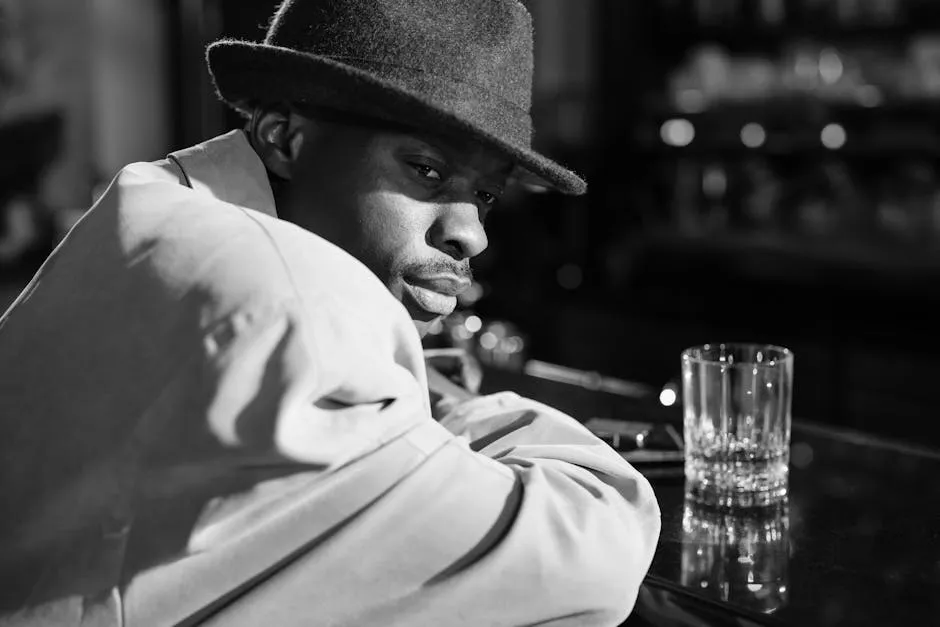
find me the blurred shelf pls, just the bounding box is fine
[644,98,940,117]
[631,140,940,157]
[650,23,940,54]
[629,99,940,156]
[630,140,940,157]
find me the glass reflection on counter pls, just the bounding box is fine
[681,492,790,614]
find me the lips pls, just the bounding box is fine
[401,274,471,319]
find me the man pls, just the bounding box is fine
[0,1,660,625]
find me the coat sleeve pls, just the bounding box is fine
[429,391,663,623]
[123,301,660,627]
[113,195,660,625]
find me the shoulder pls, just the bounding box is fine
[87,160,294,308]
[88,157,413,345]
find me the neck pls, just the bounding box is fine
[247,138,292,221]
[269,171,292,220]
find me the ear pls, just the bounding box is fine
[248,105,308,180]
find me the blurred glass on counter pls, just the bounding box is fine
[681,495,791,614]
[422,280,528,373]
[475,319,527,371]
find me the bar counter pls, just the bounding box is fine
[481,365,940,626]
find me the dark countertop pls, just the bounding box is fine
[481,366,940,626]
[651,422,940,626]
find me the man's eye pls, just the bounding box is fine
[477,190,499,206]
[412,164,442,180]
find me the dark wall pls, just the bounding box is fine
[474,2,940,446]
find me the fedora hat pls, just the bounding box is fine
[206,0,586,195]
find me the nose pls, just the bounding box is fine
[428,202,488,260]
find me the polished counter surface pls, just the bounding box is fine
[481,366,940,626]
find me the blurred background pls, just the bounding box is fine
[3,0,940,445]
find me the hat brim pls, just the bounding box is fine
[206,40,586,195]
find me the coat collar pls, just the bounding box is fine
[168,130,278,218]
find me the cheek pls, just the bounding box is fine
[356,191,432,271]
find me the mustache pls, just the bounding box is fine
[403,258,473,282]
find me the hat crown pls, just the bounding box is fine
[264,0,534,112]
[205,0,587,193]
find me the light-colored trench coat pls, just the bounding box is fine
[0,130,660,626]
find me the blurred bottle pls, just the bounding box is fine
[792,160,852,238]
[670,45,731,111]
[693,45,732,106]
[873,176,911,245]
[672,159,704,234]
[739,159,783,233]
[876,160,937,246]
[825,159,867,238]
[780,42,823,95]
[701,162,730,233]
[908,36,940,100]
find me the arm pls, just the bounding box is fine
[210,333,660,625]
[121,222,659,626]
[383,394,663,627]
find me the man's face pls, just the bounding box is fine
[282,119,512,336]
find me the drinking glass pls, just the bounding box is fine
[681,343,793,507]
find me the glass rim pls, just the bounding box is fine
[681,342,793,368]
